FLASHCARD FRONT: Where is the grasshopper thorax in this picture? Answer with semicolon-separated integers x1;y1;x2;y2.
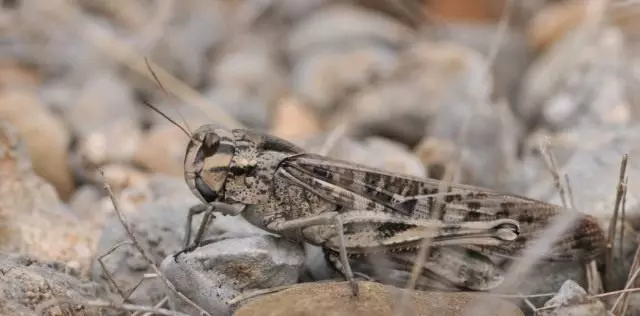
184;125;235;204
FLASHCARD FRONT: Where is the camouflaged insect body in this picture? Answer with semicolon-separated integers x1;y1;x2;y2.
183;126;607;291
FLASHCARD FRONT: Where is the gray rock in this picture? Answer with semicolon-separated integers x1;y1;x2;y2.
539;280;610;316
286;3;414;59
526;125;640;290
518;25;630;131
424;24;534;109
292;44;399;114
161;235;305;316
125;0;228;94
328;40;496;147
423;98;523;191
0;252;113;316
204;35;286;129
93;174;268;306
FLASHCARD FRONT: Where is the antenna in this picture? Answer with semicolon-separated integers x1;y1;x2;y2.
143;58;194;137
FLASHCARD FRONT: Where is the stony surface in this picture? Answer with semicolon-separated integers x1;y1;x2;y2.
0;252;113;316
6;0;640;315
233;281;524;316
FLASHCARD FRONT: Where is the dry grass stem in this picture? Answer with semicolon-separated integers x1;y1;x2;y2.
100;170;212;316
134;296;170;316
97;240;133;300
606;154;629;289
38;298;191;316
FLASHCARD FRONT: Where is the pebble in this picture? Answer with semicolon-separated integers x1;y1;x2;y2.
0;89;75;200
292;44;399;115
538;280;610;316
517;25;630;131
286;3;414;59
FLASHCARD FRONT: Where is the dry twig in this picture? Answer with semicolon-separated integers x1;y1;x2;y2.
100;170;212;316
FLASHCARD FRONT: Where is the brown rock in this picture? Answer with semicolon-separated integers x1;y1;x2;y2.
133;123;191;178
0;62;41;90
233;281;524;316
0;122;94;276
271;96;322;140
0;89;74;200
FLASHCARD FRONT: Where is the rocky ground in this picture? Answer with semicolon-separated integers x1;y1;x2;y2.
1;0;640;315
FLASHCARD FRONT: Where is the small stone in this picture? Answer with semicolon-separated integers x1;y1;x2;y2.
518;25;630;131
0;89;74;200
133;123;191;178
328;40;495;147
67;70;140;137
0;62;41;90
292;44;399;115
538;280;609;316
287;3;414;59
271;96;322;140
162;235;304;316
233;281;524;316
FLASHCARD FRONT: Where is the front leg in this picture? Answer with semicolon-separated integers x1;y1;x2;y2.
178;202;246;261
266;211;359;297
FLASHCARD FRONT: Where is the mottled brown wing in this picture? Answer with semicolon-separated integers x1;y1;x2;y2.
280;153;606;261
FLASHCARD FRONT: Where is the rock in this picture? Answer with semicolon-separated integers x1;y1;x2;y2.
270;95;322;140
538;280;609;316
328;40;495;147
73;119;143;179
526;125;640;290
125;0;228;94
233;281;524;316
423;98;523;191
0;121;94;275
68;184;102;221
292;44;399;115
287;3;414;59
133;123;191;178
0;252;113;316
527;1;640;52
93;195;197;306
205;35;284;130
424;23;534;109
162;235;304;316
0;61;41;90
4;0;116;77
92;174;267;306
517;25;630;131
0;89;75;200
67;70;139;136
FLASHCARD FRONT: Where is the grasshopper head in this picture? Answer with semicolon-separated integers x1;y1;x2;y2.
184;125;235;205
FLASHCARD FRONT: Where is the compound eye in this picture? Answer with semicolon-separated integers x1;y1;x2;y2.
202;133;221;155
195;176;219;202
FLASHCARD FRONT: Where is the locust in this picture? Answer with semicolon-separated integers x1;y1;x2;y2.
167;122;607;296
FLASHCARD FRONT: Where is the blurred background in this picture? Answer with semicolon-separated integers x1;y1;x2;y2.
3;0;640;315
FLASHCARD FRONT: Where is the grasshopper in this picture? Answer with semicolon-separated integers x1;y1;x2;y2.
172;124;606;296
